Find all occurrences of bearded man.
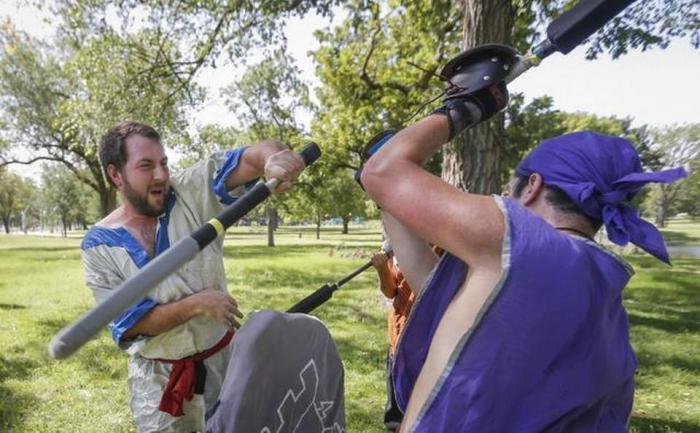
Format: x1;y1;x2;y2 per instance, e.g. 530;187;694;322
81;121;304;432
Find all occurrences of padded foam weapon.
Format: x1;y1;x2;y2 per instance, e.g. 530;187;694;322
287;246;393;314
439;0;638;123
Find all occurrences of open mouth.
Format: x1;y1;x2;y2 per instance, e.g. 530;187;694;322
149;187;165;197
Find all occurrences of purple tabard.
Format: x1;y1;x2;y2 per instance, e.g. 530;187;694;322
393;197;637;433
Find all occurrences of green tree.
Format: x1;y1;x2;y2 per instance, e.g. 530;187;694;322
183;125;247;166
49;0;340;106
0;22;192;217
0;169;34;234
446;0;699;194
310;0;697;194
306;2;464;234
40;164;99;237
221;50;312;245
672;153;700;217
644;124;700;227
502;94;567;184
311;0;462;172
283;162;367;237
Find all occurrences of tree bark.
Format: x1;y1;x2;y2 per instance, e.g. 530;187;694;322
1;216;9;234
21;207;28;234
342;215;350;234
442;0;515;194
266;206;277;247
316;212;321;240
655;186;668;228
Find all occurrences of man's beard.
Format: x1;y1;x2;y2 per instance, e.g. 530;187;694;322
122;178;168;217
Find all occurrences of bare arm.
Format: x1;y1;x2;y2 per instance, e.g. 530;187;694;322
361;115;504;267
381;211;438;294
122;289;242;340
224;140;305;194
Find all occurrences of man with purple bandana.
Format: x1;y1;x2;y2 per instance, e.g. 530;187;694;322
361;111;686;431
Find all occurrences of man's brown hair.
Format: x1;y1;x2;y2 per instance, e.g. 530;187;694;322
99;121;161;187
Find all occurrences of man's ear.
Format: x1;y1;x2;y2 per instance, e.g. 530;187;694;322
521;173;545;206
107;165;122;189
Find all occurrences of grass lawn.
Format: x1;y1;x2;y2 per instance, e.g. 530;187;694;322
0;221;698;432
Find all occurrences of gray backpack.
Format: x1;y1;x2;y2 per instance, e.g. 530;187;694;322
206;310;344;433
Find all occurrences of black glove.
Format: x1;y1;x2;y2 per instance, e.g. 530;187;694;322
354;129;397;191
433;81;509;140
434;43;517;140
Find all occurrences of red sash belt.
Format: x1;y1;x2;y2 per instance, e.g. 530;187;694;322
157;330;234;417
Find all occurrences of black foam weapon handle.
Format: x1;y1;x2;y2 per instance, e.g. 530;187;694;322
191;143;322;249
543;0;637;56
287;284;337;314
300;142;322;166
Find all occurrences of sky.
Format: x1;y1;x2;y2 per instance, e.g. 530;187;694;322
2;2;699;178
197;12;700;130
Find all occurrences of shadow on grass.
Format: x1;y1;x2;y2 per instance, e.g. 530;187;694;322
0;246;78;254
0;303;27;310
625;262;700;334
628;311;700;334
0;354;40;432
0;247;81;264
630;415;700;433
660;227;700;245
634;349;700;382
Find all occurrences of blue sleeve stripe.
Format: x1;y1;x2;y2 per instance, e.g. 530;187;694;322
81;226;150;268
154;190;177;256
109;298;158;348
212;148;258;205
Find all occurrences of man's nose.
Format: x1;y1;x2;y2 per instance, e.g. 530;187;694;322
154;164;168;181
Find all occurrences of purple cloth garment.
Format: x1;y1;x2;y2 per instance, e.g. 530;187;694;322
393;197;637;433
515;131;686;263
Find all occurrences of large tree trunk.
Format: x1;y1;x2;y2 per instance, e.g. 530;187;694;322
655;185;668;228
316;212;321;240
1;215;9;234
341;215;350;234
21;207;28;234
442;0;515;193
266;206;277;247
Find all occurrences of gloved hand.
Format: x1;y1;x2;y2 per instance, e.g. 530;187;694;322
433;43;517;140
354;129;397;190
433;81;509;141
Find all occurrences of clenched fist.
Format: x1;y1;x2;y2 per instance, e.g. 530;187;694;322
191;289;243;329
264;149;305;194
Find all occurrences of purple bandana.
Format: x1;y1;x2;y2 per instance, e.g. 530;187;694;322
516;131;687;263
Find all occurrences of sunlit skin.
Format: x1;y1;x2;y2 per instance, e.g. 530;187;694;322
101;135;170;256
119;138;171;218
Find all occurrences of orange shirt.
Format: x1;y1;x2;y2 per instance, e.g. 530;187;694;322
385;260;415;356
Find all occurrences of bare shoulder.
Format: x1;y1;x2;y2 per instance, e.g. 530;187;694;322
369;162;505;267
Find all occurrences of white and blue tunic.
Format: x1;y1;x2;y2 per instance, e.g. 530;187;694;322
81;149;256;433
